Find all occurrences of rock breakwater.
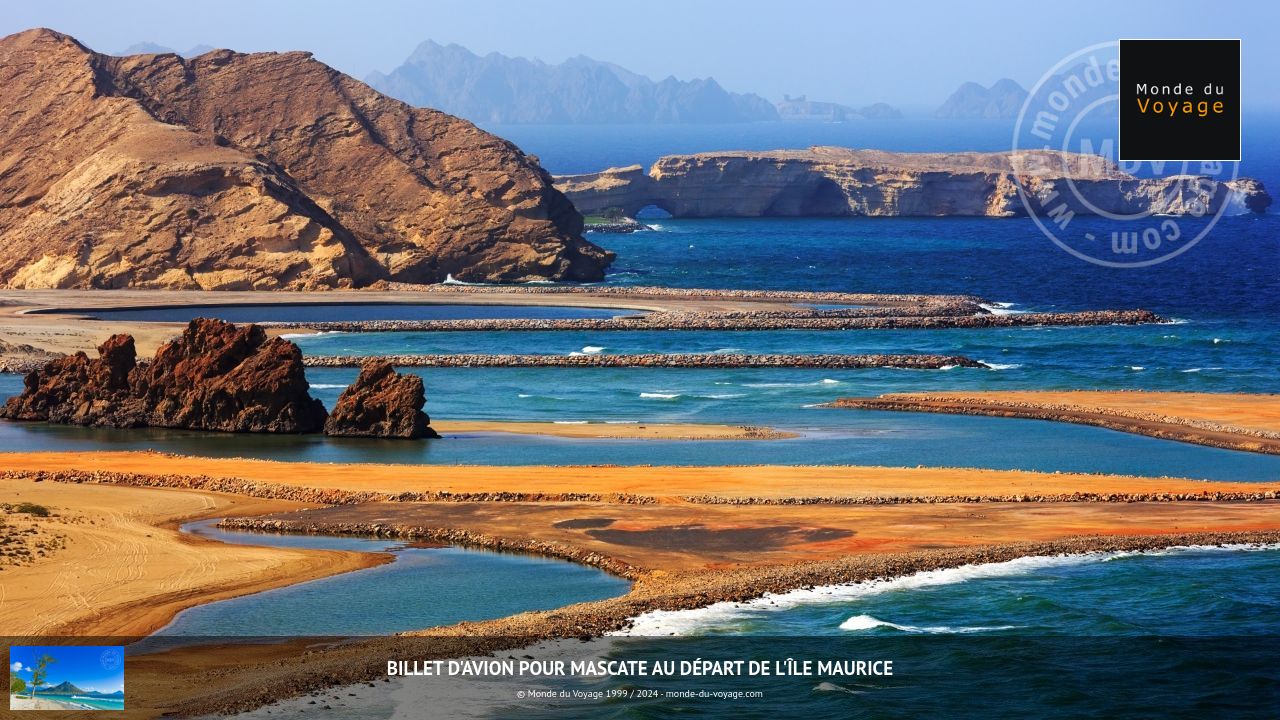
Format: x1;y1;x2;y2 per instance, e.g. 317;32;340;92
302;353;985;369
271;308;1162;334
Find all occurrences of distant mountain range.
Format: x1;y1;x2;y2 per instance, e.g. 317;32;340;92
116;41;214;57
366;41;781;124
776;95;902;121
935;78;1028;119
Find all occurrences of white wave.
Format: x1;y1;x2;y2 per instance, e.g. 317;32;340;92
698;393;747;400
639;392;681;399
647;223;666;231
838;614;1017;634
517;393;533;398
604;420;639;424
743;378;843;389
442;273;490;286
1129;366;1145;371
979;302;1027;316
280;330;345;339
1212;338;1228;344
1165;318;1191;325
580;346;606;354
553;420;588;425
940;365;957;370
308;383;349;390
709;348;742;354
984;363;1022;371
1223;189;1252;216
614;544;1280;637
813;681;867;695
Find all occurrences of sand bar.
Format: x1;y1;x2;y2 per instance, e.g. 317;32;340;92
0;478;385;636
833;391;1280;454
3;451;1275;502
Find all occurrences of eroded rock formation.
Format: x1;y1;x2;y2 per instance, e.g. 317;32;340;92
0;28;612;289
0;318;327;433
555;147;1271;218
324;360;438;439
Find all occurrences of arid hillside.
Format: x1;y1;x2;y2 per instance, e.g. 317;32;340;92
0;29;613;289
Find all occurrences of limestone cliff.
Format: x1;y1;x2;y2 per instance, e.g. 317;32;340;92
0;29;612;289
555;147;1271;218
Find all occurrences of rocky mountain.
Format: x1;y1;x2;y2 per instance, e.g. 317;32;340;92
40;681;86;695
935;78;1028;119
776;95;902;121
366;41;779;124
0;28;611;289
117;41;213;57
555;147;1271;218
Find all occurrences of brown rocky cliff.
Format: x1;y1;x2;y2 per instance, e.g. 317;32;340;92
0;29;611;289
324;360;438;439
556;147;1271;218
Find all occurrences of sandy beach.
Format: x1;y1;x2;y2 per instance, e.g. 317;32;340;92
833;390;1280;454
9;694;87;710
4;451;1273;502
1;451;1277;716
0;477;385;636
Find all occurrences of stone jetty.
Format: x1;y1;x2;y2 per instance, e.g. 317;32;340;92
302;353;986;369
269;308;1163;334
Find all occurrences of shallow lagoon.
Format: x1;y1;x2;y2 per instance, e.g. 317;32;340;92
154;521;630;637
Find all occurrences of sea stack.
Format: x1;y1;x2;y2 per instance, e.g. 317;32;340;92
0;318;328;433
324;360;439;439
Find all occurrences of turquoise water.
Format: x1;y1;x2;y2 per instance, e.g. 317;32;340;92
154;521;629;637
40;695;126;711
4;370;1279;478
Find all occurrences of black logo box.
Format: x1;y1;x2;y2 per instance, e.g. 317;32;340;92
1119;39;1240;162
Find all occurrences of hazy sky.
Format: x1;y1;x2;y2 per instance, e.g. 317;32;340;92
4;1;1277;108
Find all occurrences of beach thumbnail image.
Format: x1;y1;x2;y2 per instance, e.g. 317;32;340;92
9;646;125;711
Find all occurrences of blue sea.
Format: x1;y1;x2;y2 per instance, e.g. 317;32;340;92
4;118;1278;717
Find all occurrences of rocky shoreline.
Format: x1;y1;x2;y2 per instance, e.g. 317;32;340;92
833;394;1280;455
269;308;1162;334
302;353;986;369
12;467;1274;507
152;525;1280;717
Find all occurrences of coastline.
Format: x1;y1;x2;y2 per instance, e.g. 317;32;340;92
9;694;92;710
833;390;1280;454
139;529;1280;718
4;453;1278;715
0;477;389;637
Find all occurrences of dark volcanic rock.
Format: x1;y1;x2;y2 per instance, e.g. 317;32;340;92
324;360;438;439
0;334;144;426
132;319;327;433
0;318;327;433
